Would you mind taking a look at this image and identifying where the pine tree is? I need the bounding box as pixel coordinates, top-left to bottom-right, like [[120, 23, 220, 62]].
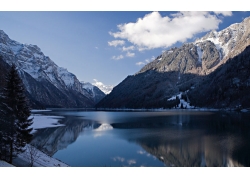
[[0, 64, 33, 163]]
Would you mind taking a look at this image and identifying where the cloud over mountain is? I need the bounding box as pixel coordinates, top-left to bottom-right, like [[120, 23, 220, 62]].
[[109, 11, 232, 50]]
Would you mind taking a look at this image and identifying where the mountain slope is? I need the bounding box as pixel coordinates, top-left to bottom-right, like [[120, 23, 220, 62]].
[[0, 30, 105, 108], [188, 45, 250, 109], [81, 82, 106, 104], [92, 80, 114, 95], [97, 17, 250, 109]]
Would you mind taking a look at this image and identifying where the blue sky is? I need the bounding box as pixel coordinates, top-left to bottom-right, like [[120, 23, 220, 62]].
[[1, 10, 250, 86]]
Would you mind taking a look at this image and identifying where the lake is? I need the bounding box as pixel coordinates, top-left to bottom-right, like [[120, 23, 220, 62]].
[[31, 109, 250, 167]]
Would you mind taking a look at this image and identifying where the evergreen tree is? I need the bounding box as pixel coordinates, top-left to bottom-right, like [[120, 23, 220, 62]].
[[0, 64, 33, 163]]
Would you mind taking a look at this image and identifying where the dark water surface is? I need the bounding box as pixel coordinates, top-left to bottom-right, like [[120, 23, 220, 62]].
[[31, 110, 250, 167]]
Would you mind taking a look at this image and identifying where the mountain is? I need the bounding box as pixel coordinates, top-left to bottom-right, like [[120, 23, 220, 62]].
[[96, 17, 250, 109], [0, 30, 105, 108], [81, 82, 106, 103], [188, 45, 250, 109], [92, 80, 114, 94]]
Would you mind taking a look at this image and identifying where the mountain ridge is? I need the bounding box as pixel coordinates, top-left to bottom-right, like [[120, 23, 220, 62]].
[[97, 16, 250, 109], [0, 30, 105, 108]]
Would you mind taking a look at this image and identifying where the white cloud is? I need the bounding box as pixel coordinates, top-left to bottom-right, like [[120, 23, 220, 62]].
[[136, 57, 154, 66], [126, 51, 135, 57], [122, 45, 135, 51], [137, 150, 146, 155], [112, 156, 125, 162], [95, 46, 98, 49], [108, 40, 125, 47], [112, 55, 124, 60], [213, 11, 233, 16], [127, 159, 136, 165], [110, 11, 232, 50], [136, 62, 145, 66]]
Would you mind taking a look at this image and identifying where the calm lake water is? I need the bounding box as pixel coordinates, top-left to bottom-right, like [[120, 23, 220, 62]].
[[31, 109, 250, 167]]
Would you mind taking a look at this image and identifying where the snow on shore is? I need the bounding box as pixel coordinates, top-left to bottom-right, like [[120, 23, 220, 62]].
[[1, 113, 69, 167], [0, 160, 15, 167], [26, 114, 69, 166], [1, 113, 68, 167], [17, 144, 69, 167], [30, 114, 65, 133], [0, 144, 69, 167], [31, 109, 51, 112]]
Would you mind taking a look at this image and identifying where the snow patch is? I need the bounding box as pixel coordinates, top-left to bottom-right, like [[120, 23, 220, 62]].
[[57, 67, 75, 87], [31, 109, 52, 112], [82, 82, 94, 92], [92, 79, 114, 94], [0, 160, 15, 167], [9, 43, 23, 54], [167, 92, 194, 109], [196, 46, 203, 63], [18, 144, 69, 167], [30, 114, 65, 133]]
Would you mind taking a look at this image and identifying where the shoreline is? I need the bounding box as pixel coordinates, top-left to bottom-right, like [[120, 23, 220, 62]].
[[33, 107, 250, 113], [1, 144, 69, 167]]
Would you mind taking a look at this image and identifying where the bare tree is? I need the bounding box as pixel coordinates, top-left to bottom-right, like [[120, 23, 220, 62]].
[[25, 144, 40, 167]]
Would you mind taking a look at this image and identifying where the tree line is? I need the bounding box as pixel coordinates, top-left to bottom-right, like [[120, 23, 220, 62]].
[[0, 63, 33, 164]]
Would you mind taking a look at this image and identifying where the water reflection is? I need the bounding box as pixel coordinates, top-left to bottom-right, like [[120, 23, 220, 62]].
[[32, 116, 101, 156], [32, 110, 250, 166]]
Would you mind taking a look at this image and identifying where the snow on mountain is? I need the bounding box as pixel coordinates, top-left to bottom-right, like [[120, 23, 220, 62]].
[[0, 30, 105, 107], [195, 17, 249, 61], [167, 92, 194, 109], [81, 81, 106, 103], [196, 46, 203, 63], [82, 81, 94, 92], [0, 30, 77, 90], [97, 17, 250, 109], [92, 79, 114, 94]]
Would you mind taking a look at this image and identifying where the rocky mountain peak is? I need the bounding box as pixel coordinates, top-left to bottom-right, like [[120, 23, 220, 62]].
[[0, 29, 106, 108], [138, 16, 250, 77], [96, 16, 250, 110]]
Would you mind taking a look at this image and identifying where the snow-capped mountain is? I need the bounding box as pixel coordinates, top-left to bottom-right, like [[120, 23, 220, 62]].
[[97, 17, 250, 109], [81, 82, 106, 103], [139, 17, 250, 76], [0, 30, 105, 108], [92, 79, 114, 94]]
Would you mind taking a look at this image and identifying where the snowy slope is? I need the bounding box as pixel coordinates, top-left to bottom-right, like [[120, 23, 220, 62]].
[[0, 160, 15, 167], [0, 30, 104, 107], [17, 144, 69, 167], [81, 81, 106, 103], [195, 17, 249, 61], [92, 79, 114, 94], [0, 30, 81, 91]]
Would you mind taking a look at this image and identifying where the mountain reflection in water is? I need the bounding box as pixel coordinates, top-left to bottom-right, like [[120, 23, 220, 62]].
[[31, 110, 250, 167]]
